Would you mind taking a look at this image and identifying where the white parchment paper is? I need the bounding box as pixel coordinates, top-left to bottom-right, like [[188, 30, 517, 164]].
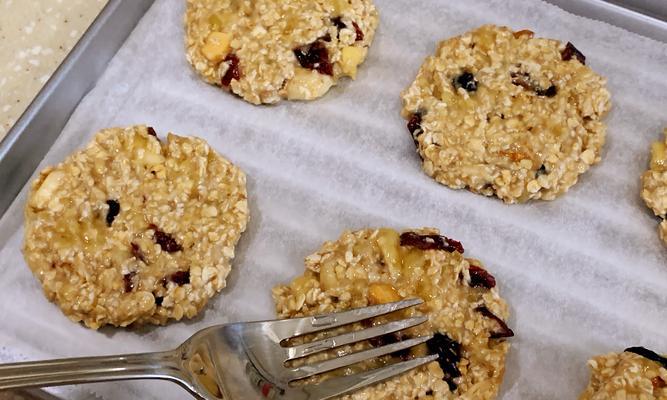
[[1, 0, 666, 399]]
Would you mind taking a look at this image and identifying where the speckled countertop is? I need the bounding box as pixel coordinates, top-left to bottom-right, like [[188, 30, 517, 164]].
[[0, 0, 108, 141]]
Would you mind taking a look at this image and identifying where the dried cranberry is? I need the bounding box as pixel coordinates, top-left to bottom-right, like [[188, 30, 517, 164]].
[[146, 127, 157, 137], [561, 42, 586, 64], [468, 265, 496, 289], [475, 306, 514, 339], [154, 295, 164, 306], [352, 21, 364, 41], [131, 242, 147, 264], [105, 200, 120, 226], [653, 376, 666, 389], [426, 333, 462, 392], [294, 40, 333, 76], [624, 347, 667, 369], [331, 16, 346, 31], [453, 72, 478, 92], [123, 271, 136, 293], [169, 270, 190, 286], [150, 224, 183, 253], [400, 232, 464, 254], [407, 113, 423, 142], [221, 54, 241, 86]]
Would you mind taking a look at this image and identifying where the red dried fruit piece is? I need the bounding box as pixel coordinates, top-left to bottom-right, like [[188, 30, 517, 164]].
[[169, 270, 190, 286], [468, 265, 496, 289], [407, 113, 423, 139], [105, 200, 120, 226], [624, 347, 667, 369], [653, 376, 666, 389], [400, 232, 464, 254], [130, 242, 147, 264], [146, 127, 157, 137], [149, 224, 183, 253], [426, 333, 462, 392], [294, 40, 333, 76], [123, 271, 137, 293], [561, 42, 586, 65], [221, 53, 241, 86], [475, 305, 514, 339], [352, 21, 364, 41]]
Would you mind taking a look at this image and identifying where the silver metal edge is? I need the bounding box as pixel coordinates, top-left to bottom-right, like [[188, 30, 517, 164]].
[[0, 0, 156, 218], [548, 0, 667, 42]]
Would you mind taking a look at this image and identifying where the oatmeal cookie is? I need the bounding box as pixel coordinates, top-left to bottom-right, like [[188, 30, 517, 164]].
[[641, 129, 667, 245], [185, 0, 379, 104], [23, 125, 249, 329], [273, 228, 513, 399], [579, 347, 667, 400], [401, 25, 611, 203]]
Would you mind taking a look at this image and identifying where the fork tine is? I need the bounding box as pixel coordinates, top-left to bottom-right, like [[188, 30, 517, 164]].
[[287, 335, 433, 381], [303, 354, 439, 400], [286, 316, 427, 360], [271, 298, 423, 340]]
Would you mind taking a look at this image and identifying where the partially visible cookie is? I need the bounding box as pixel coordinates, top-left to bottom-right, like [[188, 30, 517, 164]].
[[185, 0, 379, 104], [579, 347, 667, 400], [401, 25, 611, 203], [23, 125, 249, 329], [641, 128, 667, 245], [273, 228, 513, 399]]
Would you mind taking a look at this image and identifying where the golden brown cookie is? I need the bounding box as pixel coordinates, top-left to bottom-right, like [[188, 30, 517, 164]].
[[641, 128, 667, 245]]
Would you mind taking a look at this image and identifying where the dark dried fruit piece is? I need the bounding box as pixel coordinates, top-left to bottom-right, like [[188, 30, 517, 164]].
[[130, 242, 147, 264], [400, 232, 464, 254], [146, 127, 157, 137], [536, 164, 548, 177], [150, 224, 183, 253], [294, 40, 333, 76], [475, 305, 514, 339], [221, 53, 241, 86], [468, 265, 496, 289], [331, 16, 346, 31], [169, 270, 190, 286], [624, 347, 667, 369], [653, 376, 666, 389], [154, 295, 164, 306], [123, 271, 136, 293], [536, 85, 557, 97], [407, 113, 423, 142], [426, 333, 462, 392], [453, 72, 478, 92], [511, 72, 557, 97], [105, 200, 120, 226], [352, 21, 364, 41], [561, 42, 586, 65]]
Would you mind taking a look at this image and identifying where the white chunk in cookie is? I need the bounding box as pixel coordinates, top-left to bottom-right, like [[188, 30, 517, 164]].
[[273, 228, 513, 399], [23, 125, 249, 329], [401, 25, 611, 204], [185, 0, 379, 104]]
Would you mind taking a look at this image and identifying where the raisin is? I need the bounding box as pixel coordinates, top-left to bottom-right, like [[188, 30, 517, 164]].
[[653, 376, 666, 389], [221, 53, 241, 86], [320, 32, 332, 42], [352, 21, 364, 41], [169, 270, 190, 286], [536, 164, 548, 177], [123, 271, 136, 293], [426, 333, 462, 392], [331, 16, 346, 31], [146, 127, 157, 137], [425, 389, 434, 396], [150, 224, 183, 253], [468, 265, 496, 289], [407, 113, 423, 142], [400, 232, 464, 254], [561, 42, 586, 65], [130, 242, 147, 264], [624, 347, 667, 369], [475, 306, 514, 339], [154, 295, 164, 306], [536, 85, 557, 97], [294, 40, 333, 76], [105, 200, 120, 226], [453, 72, 478, 92]]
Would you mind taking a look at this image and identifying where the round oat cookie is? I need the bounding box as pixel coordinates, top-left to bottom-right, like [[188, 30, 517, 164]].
[[579, 347, 667, 399], [641, 128, 667, 246], [23, 125, 249, 329], [401, 25, 611, 203], [184, 0, 378, 104], [273, 228, 513, 399]]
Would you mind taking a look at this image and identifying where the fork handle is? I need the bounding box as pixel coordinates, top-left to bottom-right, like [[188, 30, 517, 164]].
[[0, 350, 185, 391]]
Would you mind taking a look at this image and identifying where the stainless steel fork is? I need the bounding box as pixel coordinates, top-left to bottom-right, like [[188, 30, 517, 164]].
[[0, 299, 437, 399]]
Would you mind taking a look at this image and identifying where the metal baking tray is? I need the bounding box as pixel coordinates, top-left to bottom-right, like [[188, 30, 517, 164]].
[[0, 0, 665, 399]]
